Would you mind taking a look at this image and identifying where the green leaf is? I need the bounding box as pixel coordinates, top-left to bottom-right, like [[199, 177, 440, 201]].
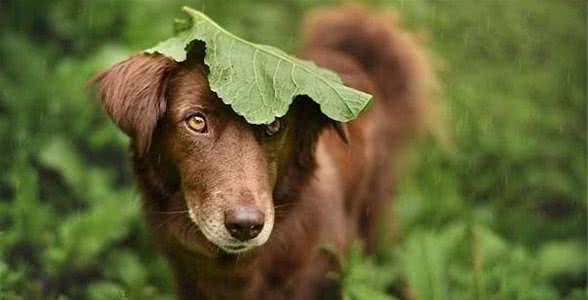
[[146, 6, 372, 124], [402, 231, 450, 300], [324, 242, 400, 300], [537, 240, 587, 279]]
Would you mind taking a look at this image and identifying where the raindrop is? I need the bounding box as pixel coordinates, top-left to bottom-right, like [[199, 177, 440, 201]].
[[486, 16, 491, 32], [463, 31, 470, 47]]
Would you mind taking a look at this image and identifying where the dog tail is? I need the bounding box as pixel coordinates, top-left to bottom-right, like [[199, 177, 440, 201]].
[[302, 5, 439, 137]]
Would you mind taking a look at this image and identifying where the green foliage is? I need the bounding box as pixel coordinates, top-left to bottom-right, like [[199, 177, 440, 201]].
[[0, 0, 585, 299], [398, 223, 568, 300], [148, 7, 372, 125], [325, 243, 399, 300], [388, 0, 587, 299]]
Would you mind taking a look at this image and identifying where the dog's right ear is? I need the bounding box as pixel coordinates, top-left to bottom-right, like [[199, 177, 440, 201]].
[[92, 54, 176, 158]]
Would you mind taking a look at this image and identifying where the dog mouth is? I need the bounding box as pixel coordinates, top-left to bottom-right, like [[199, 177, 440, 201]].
[[187, 206, 274, 254], [199, 230, 261, 254], [219, 244, 249, 253], [224, 244, 247, 251]]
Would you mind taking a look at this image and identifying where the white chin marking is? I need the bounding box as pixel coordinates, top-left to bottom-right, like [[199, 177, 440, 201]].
[[187, 207, 274, 254], [219, 244, 252, 254]]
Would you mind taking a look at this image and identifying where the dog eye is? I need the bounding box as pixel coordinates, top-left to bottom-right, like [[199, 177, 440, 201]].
[[265, 119, 281, 136], [186, 114, 207, 133]]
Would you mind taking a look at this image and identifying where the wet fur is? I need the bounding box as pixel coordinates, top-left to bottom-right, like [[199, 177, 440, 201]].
[[93, 5, 433, 300]]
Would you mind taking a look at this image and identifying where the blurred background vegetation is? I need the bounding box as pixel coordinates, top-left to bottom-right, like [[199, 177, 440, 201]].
[[0, 0, 585, 299]]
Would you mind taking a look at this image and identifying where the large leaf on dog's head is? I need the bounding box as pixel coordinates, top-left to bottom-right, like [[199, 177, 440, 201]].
[[146, 6, 372, 125]]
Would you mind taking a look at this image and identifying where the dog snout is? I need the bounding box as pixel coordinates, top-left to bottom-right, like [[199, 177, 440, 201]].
[[224, 207, 265, 241]]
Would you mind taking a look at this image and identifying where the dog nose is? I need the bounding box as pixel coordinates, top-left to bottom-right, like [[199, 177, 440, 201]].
[[224, 208, 265, 241]]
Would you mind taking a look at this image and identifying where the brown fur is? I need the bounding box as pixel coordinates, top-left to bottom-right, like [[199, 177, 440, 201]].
[[92, 5, 433, 300]]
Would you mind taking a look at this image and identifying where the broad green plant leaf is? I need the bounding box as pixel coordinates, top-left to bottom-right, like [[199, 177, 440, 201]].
[[402, 231, 450, 300], [322, 242, 399, 300], [146, 6, 372, 124]]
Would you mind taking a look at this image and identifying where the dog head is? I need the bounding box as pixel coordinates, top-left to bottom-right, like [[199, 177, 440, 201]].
[[92, 49, 345, 254]]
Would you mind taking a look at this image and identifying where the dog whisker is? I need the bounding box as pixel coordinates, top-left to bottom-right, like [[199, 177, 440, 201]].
[[182, 218, 196, 242], [273, 203, 296, 209], [155, 214, 182, 230], [153, 209, 190, 215]]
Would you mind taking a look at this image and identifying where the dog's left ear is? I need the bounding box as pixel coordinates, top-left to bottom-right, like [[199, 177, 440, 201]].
[[294, 97, 349, 169], [92, 54, 176, 157], [332, 122, 349, 144]]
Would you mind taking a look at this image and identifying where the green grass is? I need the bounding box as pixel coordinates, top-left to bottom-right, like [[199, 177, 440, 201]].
[[0, 0, 585, 299]]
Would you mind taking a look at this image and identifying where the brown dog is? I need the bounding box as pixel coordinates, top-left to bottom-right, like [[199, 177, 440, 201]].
[[93, 5, 432, 300]]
